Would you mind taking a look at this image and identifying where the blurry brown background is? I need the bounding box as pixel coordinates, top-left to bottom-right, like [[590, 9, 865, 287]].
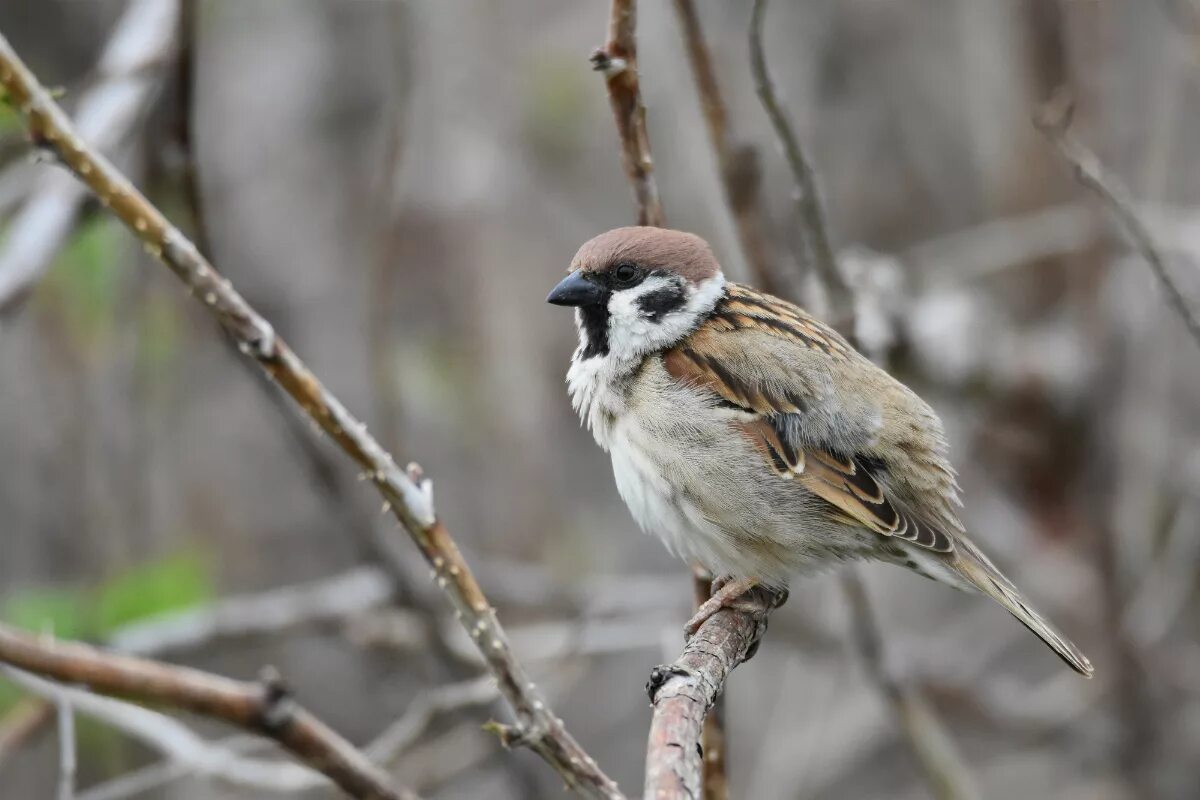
[[1, 1, 1198, 798]]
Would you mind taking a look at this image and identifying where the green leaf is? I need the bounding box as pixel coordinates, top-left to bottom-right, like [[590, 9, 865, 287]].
[[2, 588, 89, 639], [95, 550, 214, 635]]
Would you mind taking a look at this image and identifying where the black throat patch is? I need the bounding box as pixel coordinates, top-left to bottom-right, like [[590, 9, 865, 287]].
[[578, 304, 610, 359]]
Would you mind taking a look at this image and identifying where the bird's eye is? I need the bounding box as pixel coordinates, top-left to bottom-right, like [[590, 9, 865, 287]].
[[613, 263, 639, 285]]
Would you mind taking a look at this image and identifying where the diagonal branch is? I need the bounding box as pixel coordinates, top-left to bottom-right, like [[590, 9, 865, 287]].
[[590, 0, 665, 227], [0, 30, 624, 800], [1034, 91, 1200, 353], [748, 0, 851, 326], [0, 626, 413, 800], [841, 573, 980, 800]]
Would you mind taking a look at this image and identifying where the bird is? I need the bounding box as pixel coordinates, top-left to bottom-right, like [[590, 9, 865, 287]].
[[546, 226, 1093, 677]]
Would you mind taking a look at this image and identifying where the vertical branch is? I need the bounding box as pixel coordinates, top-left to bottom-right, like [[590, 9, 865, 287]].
[[692, 570, 728, 800], [55, 696, 76, 800], [590, 0, 666, 227], [748, 0, 852, 325], [671, 0, 779, 295]]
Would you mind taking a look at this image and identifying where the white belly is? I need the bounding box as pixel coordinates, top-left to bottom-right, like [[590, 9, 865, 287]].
[[576, 356, 867, 586]]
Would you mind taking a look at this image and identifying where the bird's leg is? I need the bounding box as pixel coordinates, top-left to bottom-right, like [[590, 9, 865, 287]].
[[684, 576, 760, 636]]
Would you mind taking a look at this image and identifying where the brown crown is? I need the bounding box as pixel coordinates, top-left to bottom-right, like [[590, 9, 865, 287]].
[[570, 227, 720, 283]]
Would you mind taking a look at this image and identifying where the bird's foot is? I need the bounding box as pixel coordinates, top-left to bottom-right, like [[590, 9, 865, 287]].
[[683, 576, 760, 637]]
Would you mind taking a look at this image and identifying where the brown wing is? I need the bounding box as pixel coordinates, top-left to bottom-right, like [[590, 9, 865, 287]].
[[664, 284, 955, 553]]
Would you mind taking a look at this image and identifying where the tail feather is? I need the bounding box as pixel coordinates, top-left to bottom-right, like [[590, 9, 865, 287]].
[[952, 548, 1093, 678]]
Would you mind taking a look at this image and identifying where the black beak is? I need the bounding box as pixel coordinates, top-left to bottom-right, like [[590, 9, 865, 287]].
[[546, 271, 606, 307]]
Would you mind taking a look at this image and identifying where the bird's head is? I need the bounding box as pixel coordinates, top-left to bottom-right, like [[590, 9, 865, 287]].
[[547, 227, 726, 361]]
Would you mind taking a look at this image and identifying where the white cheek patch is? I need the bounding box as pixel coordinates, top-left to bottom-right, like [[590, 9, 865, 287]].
[[606, 273, 726, 361]]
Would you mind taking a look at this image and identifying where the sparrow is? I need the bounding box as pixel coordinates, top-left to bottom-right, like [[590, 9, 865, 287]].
[[547, 226, 1092, 676]]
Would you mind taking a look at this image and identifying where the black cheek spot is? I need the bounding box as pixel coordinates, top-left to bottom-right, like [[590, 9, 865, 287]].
[[636, 286, 686, 322]]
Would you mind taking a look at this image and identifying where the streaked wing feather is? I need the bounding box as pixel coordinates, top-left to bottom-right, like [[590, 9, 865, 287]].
[[665, 284, 955, 554]]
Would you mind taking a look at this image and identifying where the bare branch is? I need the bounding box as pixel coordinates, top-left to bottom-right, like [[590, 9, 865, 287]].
[[841, 573, 980, 800], [0, 0, 180, 313], [1034, 90, 1200, 352], [0, 628, 412, 800], [644, 586, 776, 799], [748, 0, 851, 325], [0, 31, 623, 800], [590, 0, 665, 227], [671, 0, 778, 295], [691, 571, 728, 800], [589, 5, 786, 795]]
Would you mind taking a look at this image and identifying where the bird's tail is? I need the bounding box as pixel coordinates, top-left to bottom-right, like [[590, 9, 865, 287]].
[[947, 542, 1093, 677]]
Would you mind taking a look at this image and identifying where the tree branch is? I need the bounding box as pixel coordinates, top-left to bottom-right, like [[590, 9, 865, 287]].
[[671, 0, 778, 295], [0, 627, 412, 800], [590, 0, 665, 227], [644, 587, 776, 799], [1034, 90, 1200, 353], [0, 31, 624, 800], [691, 570, 728, 800]]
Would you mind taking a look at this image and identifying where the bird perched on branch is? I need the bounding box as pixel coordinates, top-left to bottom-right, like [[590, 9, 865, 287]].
[[547, 226, 1092, 676]]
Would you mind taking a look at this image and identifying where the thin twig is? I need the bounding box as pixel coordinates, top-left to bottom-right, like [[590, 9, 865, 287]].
[[0, 629, 412, 800], [590, 0, 665, 227], [0, 32, 624, 800], [0, 0, 180, 313], [644, 587, 777, 799], [841, 573, 979, 800], [671, 0, 778, 295], [748, 0, 852, 325], [1034, 90, 1200, 352]]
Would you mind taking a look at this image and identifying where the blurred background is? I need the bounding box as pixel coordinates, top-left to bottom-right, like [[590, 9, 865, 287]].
[[1, 0, 1198, 798]]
